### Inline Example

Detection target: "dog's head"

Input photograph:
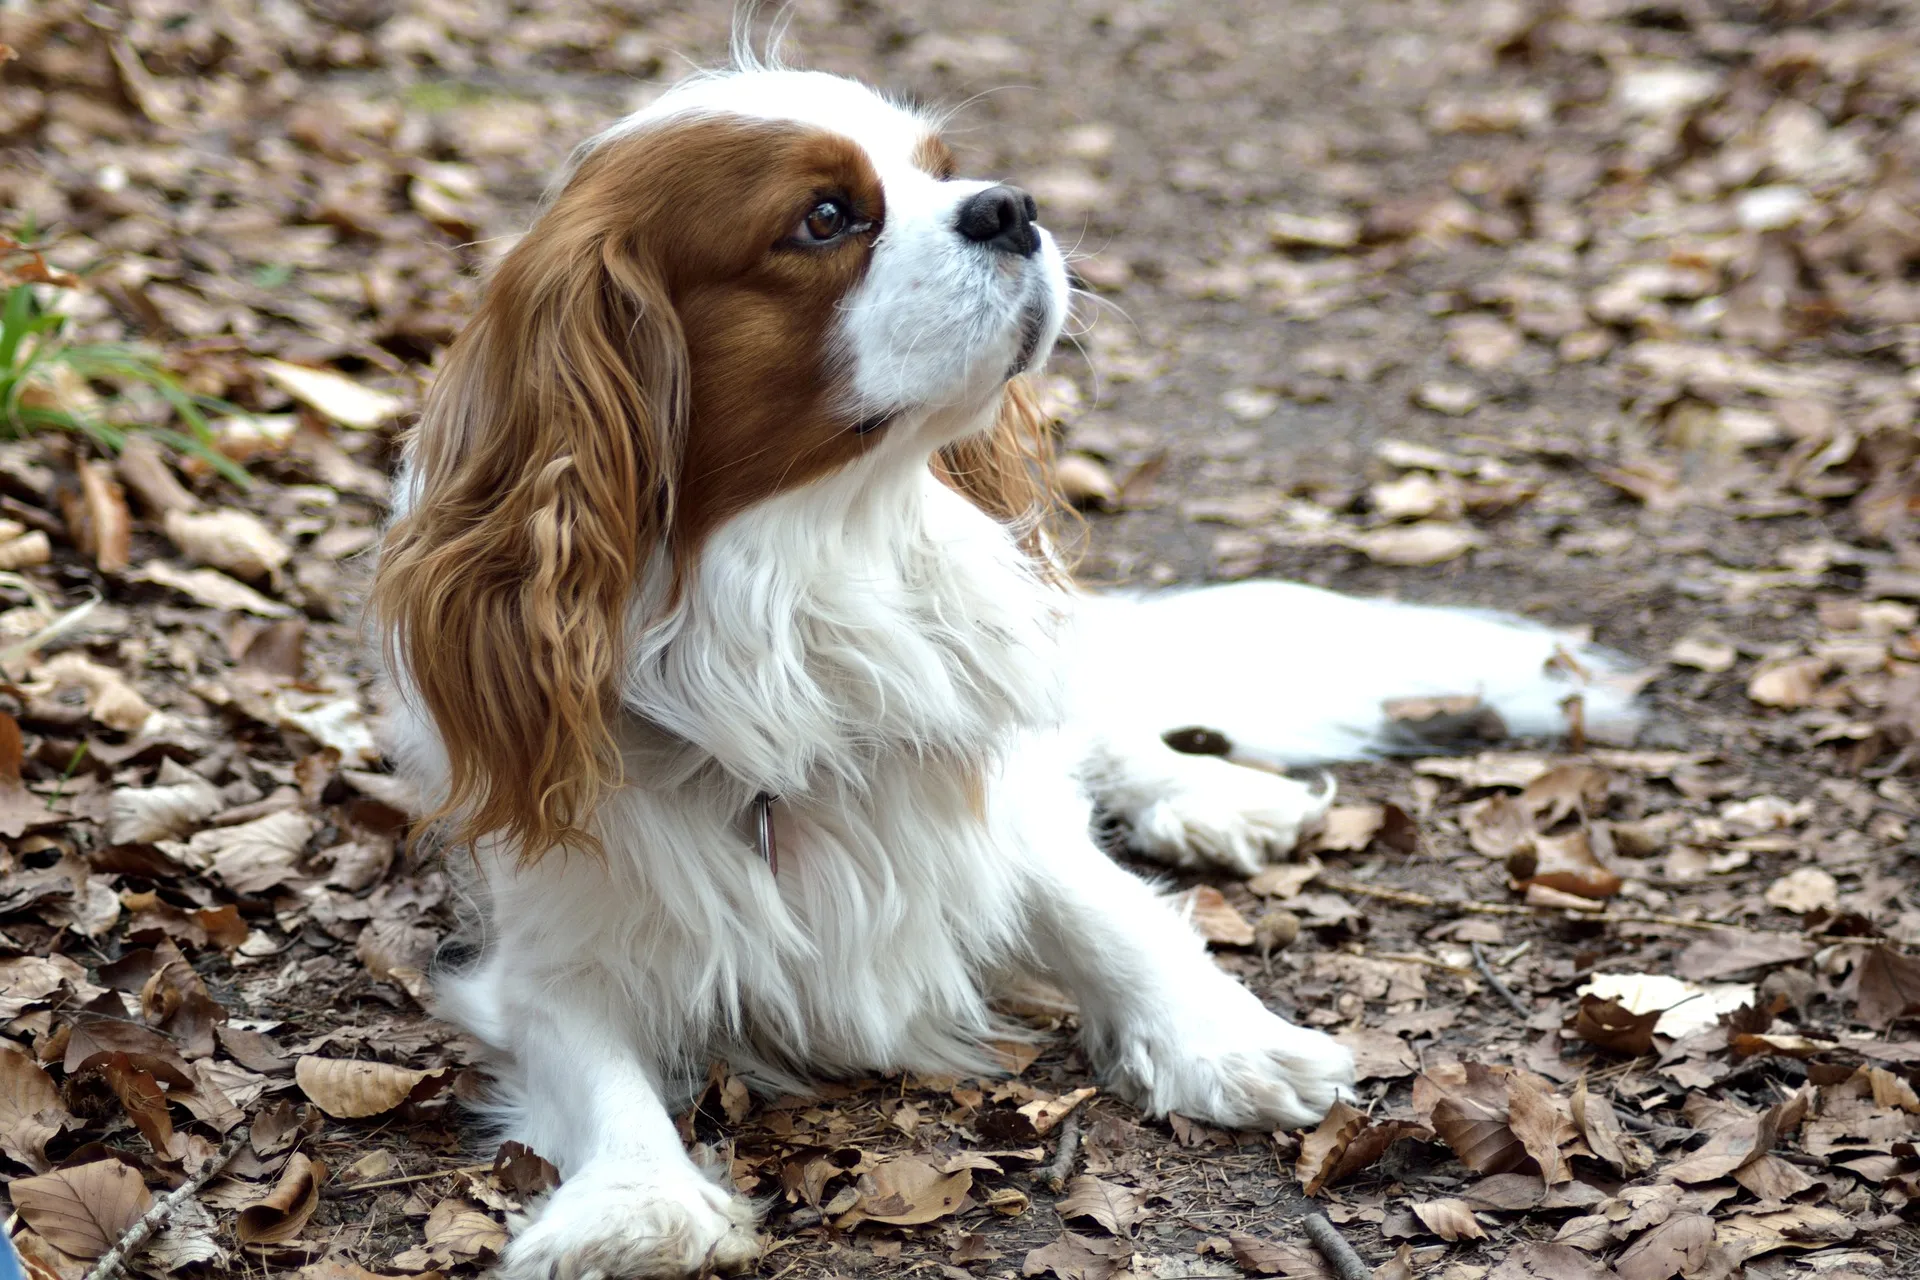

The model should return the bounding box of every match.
[374,67,1072,857]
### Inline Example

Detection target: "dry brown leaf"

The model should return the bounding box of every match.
[1517,829,1622,899]
[839,1155,973,1226]
[295,1056,450,1119]
[163,508,292,581]
[1349,521,1479,565]
[1019,1086,1096,1135]
[1411,1198,1487,1241]
[1569,1075,1650,1175]
[1422,1062,1526,1174]
[1177,885,1254,946]
[30,652,161,735]
[1247,855,1322,898]
[100,1051,174,1154]
[1225,1233,1332,1277]
[1057,1175,1150,1235]
[1023,1231,1135,1280]
[0,1044,73,1171]
[1295,1099,1434,1194]
[1056,455,1119,510]
[1612,1212,1714,1280]
[59,459,132,573]
[237,1151,326,1244]
[1568,994,1661,1056]
[1747,656,1831,708]
[259,358,402,429]
[10,1159,153,1259]
[132,561,295,618]
[422,1196,507,1260]
[1853,945,1920,1027]
[1462,793,1534,859]
[1764,866,1839,914]
[108,764,223,844]
[1505,1074,1575,1185]
[1666,1088,1809,1184]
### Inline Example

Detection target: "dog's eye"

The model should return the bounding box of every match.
[801,200,849,242]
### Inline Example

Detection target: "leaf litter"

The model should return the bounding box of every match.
[3,0,1920,1278]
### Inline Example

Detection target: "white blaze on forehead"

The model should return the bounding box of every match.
[616,69,935,172]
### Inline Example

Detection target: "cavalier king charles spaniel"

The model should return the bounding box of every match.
[373,60,1635,1280]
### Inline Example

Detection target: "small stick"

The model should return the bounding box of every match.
[1042,1109,1084,1193]
[1300,1211,1372,1280]
[86,1132,245,1280]
[1319,878,1813,936]
[323,1162,494,1197]
[1471,941,1532,1018]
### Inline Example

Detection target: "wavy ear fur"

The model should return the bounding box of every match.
[373,173,685,861]
[936,374,1073,576]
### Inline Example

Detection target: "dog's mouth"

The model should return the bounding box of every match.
[1006,303,1048,379]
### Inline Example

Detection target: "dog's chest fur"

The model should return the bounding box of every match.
[444,462,1078,1090]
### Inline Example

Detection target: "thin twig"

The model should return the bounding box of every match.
[1042,1109,1084,1193]
[322,1162,494,1197]
[85,1131,245,1280]
[1300,1212,1372,1280]
[1471,941,1533,1018]
[1319,878,1831,936]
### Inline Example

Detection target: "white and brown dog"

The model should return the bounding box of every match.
[372,58,1633,1279]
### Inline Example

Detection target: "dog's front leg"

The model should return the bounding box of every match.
[473,967,762,1279]
[1009,759,1355,1130]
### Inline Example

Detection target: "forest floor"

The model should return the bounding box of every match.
[5,1,1920,1278]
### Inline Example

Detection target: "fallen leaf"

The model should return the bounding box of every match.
[1177,885,1255,946]
[839,1156,973,1226]
[260,358,401,429]
[1411,1198,1487,1241]
[1764,866,1839,913]
[1349,521,1479,565]
[1855,946,1920,1026]
[1248,855,1322,898]
[1225,1233,1332,1277]
[1612,1212,1714,1280]
[10,1159,153,1259]
[0,1045,73,1171]
[1023,1231,1134,1280]
[1018,1087,1095,1136]
[237,1151,326,1245]
[295,1056,450,1119]
[1057,1175,1150,1235]
[1568,994,1662,1056]
[422,1196,507,1260]
[132,561,295,618]
[108,763,223,843]
[1422,1062,1526,1174]
[1505,1074,1575,1184]
[1578,973,1756,1039]
[1517,829,1621,900]
[59,460,132,573]
[1296,1099,1434,1194]
[163,508,291,581]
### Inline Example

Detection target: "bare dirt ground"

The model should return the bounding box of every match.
[5,1,1920,1278]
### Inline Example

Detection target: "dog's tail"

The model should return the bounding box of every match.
[1074,581,1645,766]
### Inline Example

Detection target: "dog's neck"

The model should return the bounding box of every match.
[620,454,1068,802]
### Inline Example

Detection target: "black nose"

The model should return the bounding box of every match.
[955,185,1041,257]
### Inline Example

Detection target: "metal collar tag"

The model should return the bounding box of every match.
[753,791,779,875]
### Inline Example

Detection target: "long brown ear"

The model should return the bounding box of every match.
[372,195,684,860]
[936,374,1074,576]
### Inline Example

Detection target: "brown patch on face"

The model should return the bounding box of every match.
[912,132,957,180]
[373,114,892,860]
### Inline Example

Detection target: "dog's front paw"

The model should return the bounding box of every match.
[1105,993,1356,1131]
[1126,764,1332,875]
[501,1161,762,1280]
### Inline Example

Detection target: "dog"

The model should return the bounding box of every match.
[371,58,1635,1279]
